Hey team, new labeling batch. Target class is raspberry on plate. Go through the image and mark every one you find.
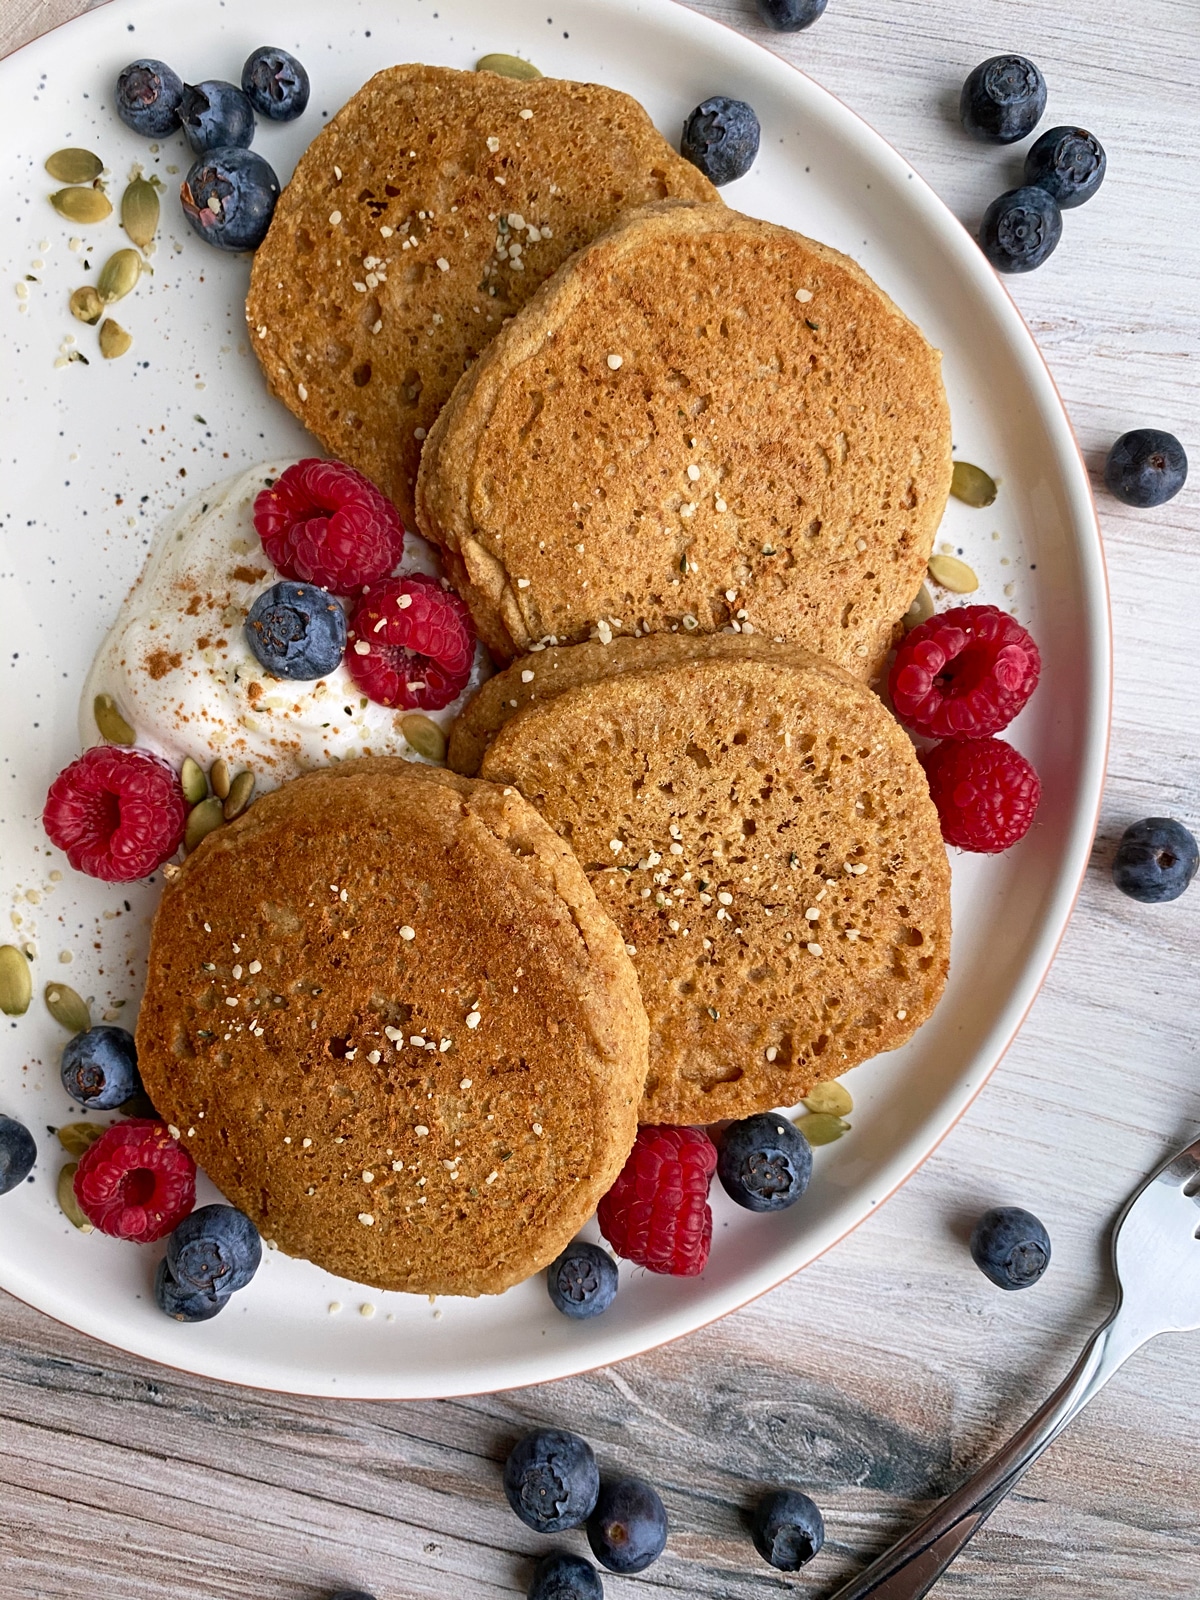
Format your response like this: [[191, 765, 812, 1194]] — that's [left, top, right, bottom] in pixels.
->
[[43, 745, 187, 882], [597, 1125, 717, 1276], [253, 458, 404, 594], [73, 1119, 196, 1243], [346, 574, 475, 711], [890, 604, 1041, 739], [921, 737, 1041, 853]]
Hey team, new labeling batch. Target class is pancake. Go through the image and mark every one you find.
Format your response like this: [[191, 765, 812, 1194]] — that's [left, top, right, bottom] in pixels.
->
[[416, 201, 953, 675], [135, 759, 648, 1296], [246, 64, 719, 525], [477, 643, 951, 1123]]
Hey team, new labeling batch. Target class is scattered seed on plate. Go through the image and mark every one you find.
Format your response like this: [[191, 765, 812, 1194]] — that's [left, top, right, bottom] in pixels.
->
[[57, 1162, 94, 1232], [56, 1122, 107, 1159], [50, 186, 112, 225], [44, 982, 90, 1034], [400, 712, 447, 764], [903, 583, 935, 631], [98, 318, 132, 359], [70, 285, 103, 325], [121, 176, 160, 249], [949, 460, 998, 507], [97, 248, 143, 305], [223, 770, 256, 820], [210, 758, 231, 800], [184, 796, 225, 853], [180, 756, 208, 803], [45, 148, 103, 184], [795, 1112, 851, 1146], [475, 52, 543, 80], [803, 1081, 854, 1117], [0, 945, 33, 1016], [93, 692, 136, 745], [927, 554, 979, 594]]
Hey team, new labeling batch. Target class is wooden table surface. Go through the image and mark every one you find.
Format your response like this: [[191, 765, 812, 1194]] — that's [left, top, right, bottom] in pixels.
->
[[2, 0, 1198, 1596]]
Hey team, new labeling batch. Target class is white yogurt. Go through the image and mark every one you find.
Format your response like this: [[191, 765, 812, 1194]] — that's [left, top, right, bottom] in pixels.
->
[[80, 461, 490, 785]]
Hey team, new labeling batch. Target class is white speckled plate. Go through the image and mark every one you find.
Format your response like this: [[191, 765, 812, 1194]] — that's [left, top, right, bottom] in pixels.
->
[[0, 0, 1108, 1398]]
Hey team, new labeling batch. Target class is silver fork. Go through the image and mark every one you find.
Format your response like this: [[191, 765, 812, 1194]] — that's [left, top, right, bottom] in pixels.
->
[[829, 1132, 1200, 1600]]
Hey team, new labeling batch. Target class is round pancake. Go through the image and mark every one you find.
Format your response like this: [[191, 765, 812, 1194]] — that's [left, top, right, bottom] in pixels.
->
[[135, 760, 648, 1296], [477, 646, 951, 1123], [416, 202, 953, 675], [246, 65, 718, 525]]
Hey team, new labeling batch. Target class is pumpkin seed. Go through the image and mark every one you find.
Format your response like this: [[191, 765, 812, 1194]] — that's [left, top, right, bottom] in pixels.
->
[[98, 317, 132, 359], [475, 52, 543, 79], [209, 757, 231, 799], [400, 712, 447, 764], [0, 944, 33, 1016], [903, 582, 935, 632], [93, 691, 136, 745], [795, 1112, 851, 1146], [57, 1122, 106, 1159], [927, 554, 979, 594], [45, 982, 91, 1034], [180, 756, 208, 803], [185, 796, 225, 853], [803, 1081, 854, 1117], [97, 248, 142, 304], [50, 185, 113, 224], [57, 1163, 94, 1232], [45, 148, 103, 184], [121, 175, 160, 249], [223, 769, 255, 820], [70, 285, 104, 325], [950, 460, 998, 508], [118, 1085, 159, 1118]]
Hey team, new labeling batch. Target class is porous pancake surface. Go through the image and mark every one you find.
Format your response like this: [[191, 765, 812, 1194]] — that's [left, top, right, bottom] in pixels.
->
[[135, 761, 647, 1296], [246, 65, 718, 524], [478, 646, 951, 1123], [417, 203, 953, 674]]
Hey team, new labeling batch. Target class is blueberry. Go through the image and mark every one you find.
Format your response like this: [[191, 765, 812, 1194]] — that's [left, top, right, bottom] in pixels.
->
[[1104, 429, 1188, 509], [246, 582, 347, 678], [1112, 817, 1198, 902], [504, 1429, 599, 1533], [970, 1205, 1051, 1290], [527, 1552, 604, 1600], [547, 1240, 619, 1319], [681, 97, 760, 186], [0, 1114, 36, 1197], [586, 1478, 668, 1574], [181, 147, 281, 253], [60, 1025, 140, 1110], [166, 1203, 263, 1296], [717, 1112, 813, 1212], [750, 1488, 825, 1570], [115, 59, 185, 137], [755, 0, 828, 29], [979, 186, 1061, 273], [960, 55, 1046, 143], [242, 47, 311, 122], [1023, 126, 1106, 209], [154, 1257, 227, 1322], [180, 80, 256, 154]]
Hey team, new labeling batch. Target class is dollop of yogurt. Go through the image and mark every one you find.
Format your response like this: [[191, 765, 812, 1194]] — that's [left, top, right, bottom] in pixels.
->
[[80, 461, 490, 785]]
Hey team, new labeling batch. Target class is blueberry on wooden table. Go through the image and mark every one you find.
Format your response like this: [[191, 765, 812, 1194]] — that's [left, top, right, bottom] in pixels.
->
[[970, 1206, 1051, 1289], [751, 1488, 826, 1570], [242, 46, 311, 121], [180, 79, 256, 154], [1024, 125, 1106, 208], [115, 58, 185, 136], [979, 186, 1062, 273], [681, 96, 760, 184], [1104, 429, 1188, 507], [527, 1552, 604, 1600], [504, 1430, 600, 1532], [1112, 818, 1198, 902], [586, 1477, 668, 1573], [755, 0, 829, 29], [960, 54, 1046, 143], [0, 1114, 36, 1196]]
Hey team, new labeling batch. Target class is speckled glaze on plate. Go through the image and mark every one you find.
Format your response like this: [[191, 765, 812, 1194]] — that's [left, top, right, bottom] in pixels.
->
[[0, 0, 1108, 1399]]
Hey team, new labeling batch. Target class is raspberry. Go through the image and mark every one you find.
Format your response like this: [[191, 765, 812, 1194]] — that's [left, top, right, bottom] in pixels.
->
[[73, 1119, 197, 1243], [597, 1125, 717, 1276], [890, 604, 1040, 739], [921, 737, 1041, 852], [253, 458, 404, 595], [43, 746, 187, 882], [346, 575, 476, 711]]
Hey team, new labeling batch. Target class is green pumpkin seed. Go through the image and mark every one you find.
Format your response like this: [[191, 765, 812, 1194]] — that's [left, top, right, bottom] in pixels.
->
[[98, 317, 132, 359], [70, 285, 104, 325], [57, 1122, 107, 1159], [795, 1112, 851, 1146], [223, 769, 255, 820], [185, 796, 225, 853], [903, 582, 935, 632], [180, 756, 208, 803], [45, 148, 104, 184], [118, 1086, 159, 1119], [927, 554, 979, 594], [475, 52, 543, 80], [97, 248, 142, 304], [57, 1162, 94, 1232], [950, 460, 998, 508], [50, 185, 113, 224], [0, 944, 33, 1016], [121, 176, 160, 249], [45, 982, 91, 1034], [400, 712, 447, 764], [209, 757, 231, 799], [93, 691, 135, 745], [803, 1081, 854, 1118]]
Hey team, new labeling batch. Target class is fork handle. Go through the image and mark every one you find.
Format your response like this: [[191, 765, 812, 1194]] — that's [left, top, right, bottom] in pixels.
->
[[827, 1313, 1146, 1600]]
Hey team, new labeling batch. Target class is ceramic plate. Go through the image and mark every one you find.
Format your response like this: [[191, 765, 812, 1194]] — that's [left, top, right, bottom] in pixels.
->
[[0, 0, 1108, 1398]]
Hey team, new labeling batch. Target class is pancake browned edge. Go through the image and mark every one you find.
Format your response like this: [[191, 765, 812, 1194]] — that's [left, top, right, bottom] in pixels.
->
[[246, 64, 718, 525], [135, 760, 648, 1297], [476, 640, 951, 1123], [416, 201, 953, 676]]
